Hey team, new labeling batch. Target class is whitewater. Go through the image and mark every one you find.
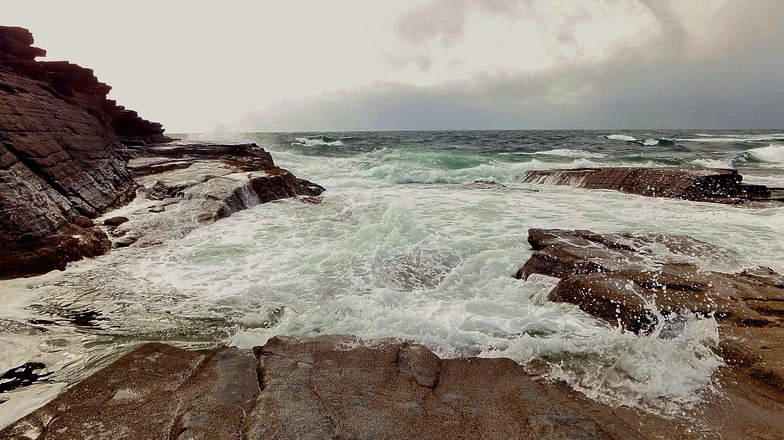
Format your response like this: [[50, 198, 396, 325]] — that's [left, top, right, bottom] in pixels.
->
[[2, 130, 783, 425]]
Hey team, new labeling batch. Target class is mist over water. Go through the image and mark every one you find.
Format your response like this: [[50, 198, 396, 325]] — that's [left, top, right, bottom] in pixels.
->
[[2, 130, 783, 423]]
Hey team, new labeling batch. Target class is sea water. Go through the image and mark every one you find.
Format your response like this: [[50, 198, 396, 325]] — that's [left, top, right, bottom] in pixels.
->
[[1, 130, 783, 425]]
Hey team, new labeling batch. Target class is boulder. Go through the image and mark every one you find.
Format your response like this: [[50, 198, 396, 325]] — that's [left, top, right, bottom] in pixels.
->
[[522, 167, 783, 204], [518, 228, 784, 392]]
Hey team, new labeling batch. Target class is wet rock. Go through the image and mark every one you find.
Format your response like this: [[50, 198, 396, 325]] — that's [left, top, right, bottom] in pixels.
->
[[522, 167, 780, 204], [247, 335, 642, 439], [0, 343, 258, 440], [0, 26, 167, 278], [2, 337, 644, 439], [0, 362, 51, 393], [518, 228, 784, 393], [103, 216, 129, 227], [7, 335, 784, 438]]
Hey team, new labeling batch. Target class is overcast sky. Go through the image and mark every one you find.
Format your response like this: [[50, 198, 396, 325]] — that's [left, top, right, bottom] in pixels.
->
[[4, 0, 784, 132]]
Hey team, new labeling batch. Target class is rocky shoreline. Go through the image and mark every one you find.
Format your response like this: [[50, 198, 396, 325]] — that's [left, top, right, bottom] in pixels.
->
[[0, 27, 320, 278], [3, 25, 784, 438]]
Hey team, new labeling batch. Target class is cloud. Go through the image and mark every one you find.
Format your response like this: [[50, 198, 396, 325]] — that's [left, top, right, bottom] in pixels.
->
[[239, 0, 784, 131], [637, 0, 688, 51]]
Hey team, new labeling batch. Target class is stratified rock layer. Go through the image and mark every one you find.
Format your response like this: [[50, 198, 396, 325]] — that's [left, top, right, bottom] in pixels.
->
[[0, 26, 168, 278], [518, 228, 784, 395], [522, 167, 783, 204], [1, 27, 320, 277]]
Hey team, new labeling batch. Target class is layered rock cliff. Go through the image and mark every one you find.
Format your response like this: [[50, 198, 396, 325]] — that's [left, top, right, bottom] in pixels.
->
[[0, 26, 174, 278]]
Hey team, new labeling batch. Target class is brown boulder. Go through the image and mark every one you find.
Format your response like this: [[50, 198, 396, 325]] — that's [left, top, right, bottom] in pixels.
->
[[518, 228, 784, 393]]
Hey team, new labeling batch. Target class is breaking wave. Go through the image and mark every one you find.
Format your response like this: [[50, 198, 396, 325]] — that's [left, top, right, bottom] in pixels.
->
[[293, 135, 346, 147], [742, 144, 784, 164]]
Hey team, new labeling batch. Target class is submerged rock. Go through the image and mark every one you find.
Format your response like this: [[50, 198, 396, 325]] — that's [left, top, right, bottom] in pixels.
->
[[522, 167, 783, 204]]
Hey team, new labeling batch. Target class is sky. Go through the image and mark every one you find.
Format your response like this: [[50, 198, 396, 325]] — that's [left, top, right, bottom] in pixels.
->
[[3, 0, 784, 133]]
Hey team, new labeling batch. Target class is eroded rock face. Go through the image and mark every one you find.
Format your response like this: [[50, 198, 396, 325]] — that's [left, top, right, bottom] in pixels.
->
[[0, 26, 168, 278], [518, 228, 784, 392], [522, 167, 783, 204]]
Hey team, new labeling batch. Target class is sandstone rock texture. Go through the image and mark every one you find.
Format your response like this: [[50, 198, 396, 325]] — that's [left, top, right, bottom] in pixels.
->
[[518, 228, 784, 418], [0, 26, 168, 278], [0, 336, 650, 440], [6, 335, 784, 439], [522, 167, 784, 204]]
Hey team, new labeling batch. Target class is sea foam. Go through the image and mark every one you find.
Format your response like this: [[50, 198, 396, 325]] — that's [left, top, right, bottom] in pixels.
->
[[744, 144, 784, 163]]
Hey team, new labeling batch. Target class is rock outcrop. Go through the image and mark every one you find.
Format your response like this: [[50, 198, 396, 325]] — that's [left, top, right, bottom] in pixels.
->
[[517, 228, 784, 396], [102, 142, 325, 248], [522, 167, 784, 204], [6, 334, 784, 439], [0, 26, 172, 278], [0, 336, 649, 439], [1, 27, 320, 278]]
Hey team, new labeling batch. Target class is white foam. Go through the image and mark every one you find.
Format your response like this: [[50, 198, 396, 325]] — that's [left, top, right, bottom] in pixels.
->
[[294, 137, 345, 147], [606, 134, 637, 141], [677, 134, 784, 143], [691, 158, 733, 168], [4, 134, 784, 422], [745, 144, 784, 163]]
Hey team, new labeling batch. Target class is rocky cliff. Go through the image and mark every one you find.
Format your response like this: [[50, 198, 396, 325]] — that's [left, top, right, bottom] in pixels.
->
[[0, 26, 175, 278]]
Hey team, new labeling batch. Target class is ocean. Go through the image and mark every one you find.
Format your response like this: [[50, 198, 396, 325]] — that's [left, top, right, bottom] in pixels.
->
[[2, 130, 783, 424]]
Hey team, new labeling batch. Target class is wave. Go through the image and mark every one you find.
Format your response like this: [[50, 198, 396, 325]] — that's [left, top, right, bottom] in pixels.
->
[[293, 135, 345, 147], [690, 158, 734, 168], [677, 134, 784, 143], [606, 134, 637, 141], [606, 134, 677, 147], [742, 144, 784, 164]]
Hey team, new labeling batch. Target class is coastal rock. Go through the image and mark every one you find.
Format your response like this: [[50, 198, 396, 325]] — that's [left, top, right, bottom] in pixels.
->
[[6, 335, 784, 438], [0, 343, 258, 440], [247, 335, 642, 439], [2, 337, 645, 439], [2, 27, 319, 276], [0, 26, 167, 278], [518, 228, 784, 390], [101, 142, 325, 248], [522, 167, 782, 204]]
